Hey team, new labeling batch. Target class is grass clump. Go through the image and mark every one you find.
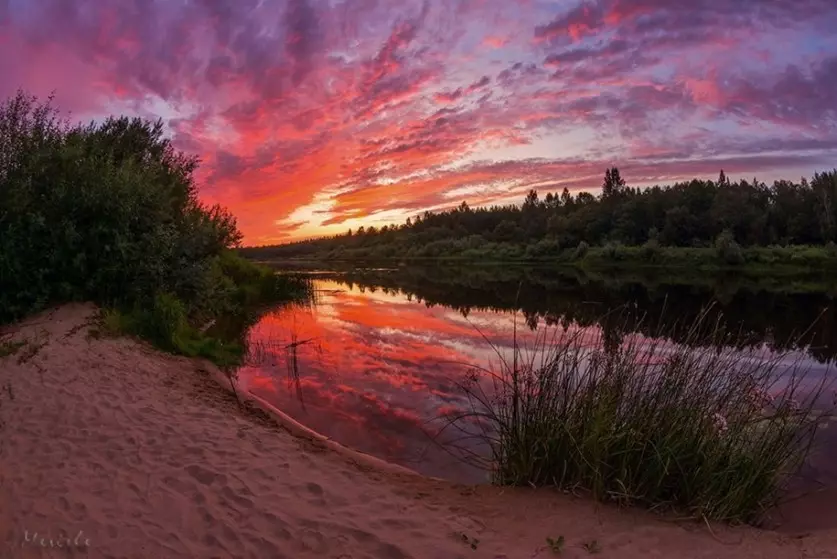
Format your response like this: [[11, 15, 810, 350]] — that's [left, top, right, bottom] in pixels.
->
[[0, 340, 26, 358], [581, 540, 601, 554], [0, 90, 309, 367], [452, 309, 832, 524], [545, 535, 565, 555]]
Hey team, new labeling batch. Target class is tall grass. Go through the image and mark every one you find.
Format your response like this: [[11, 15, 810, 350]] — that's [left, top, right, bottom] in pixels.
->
[[449, 309, 834, 524]]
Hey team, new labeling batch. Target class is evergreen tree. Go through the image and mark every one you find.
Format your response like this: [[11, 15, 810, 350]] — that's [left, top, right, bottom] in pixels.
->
[[603, 167, 626, 198], [523, 189, 539, 209], [560, 188, 572, 206]]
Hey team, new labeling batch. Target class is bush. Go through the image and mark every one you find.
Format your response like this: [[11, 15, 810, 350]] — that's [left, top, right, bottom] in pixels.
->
[[641, 238, 661, 262], [0, 91, 308, 366], [450, 311, 831, 524], [574, 240, 590, 260], [524, 238, 561, 259], [602, 242, 625, 260], [714, 230, 744, 265]]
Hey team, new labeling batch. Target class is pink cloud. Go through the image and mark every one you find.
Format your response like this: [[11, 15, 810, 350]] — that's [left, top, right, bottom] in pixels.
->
[[2, 0, 835, 241]]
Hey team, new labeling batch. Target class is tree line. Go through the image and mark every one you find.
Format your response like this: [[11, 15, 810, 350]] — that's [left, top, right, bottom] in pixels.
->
[[243, 167, 837, 262]]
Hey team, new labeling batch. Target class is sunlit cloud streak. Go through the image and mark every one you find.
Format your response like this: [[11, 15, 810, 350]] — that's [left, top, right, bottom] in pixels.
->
[[3, 0, 836, 242]]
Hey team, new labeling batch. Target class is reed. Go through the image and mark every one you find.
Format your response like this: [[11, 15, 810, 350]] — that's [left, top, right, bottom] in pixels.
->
[[446, 308, 834, 524]]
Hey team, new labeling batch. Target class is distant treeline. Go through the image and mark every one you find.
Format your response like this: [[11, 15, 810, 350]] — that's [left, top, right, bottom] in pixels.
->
[[242, 168, 837, 265]]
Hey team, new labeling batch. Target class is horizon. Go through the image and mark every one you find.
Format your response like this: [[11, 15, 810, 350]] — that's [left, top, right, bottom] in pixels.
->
[[240, 167, 835, 247], [3, 0, 836, 244]]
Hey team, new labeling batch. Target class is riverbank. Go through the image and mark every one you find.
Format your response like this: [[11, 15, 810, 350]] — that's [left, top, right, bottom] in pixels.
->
[[256, 258, 837, 298], [2, 305, 837, 558], [241, 243, 837, 277]]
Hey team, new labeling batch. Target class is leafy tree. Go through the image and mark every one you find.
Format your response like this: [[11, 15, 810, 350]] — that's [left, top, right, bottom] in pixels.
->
[[1, 91, 307, 366], [493, 220, 524, 243], [812, 170, 837, 242]]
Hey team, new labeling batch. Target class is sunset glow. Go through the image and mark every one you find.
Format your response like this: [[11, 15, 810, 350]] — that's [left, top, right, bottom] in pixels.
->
[[3, 0, 836, 243]]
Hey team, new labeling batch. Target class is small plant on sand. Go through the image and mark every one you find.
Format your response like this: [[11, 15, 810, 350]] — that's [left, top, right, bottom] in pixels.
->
[[96, 309, 125, 338], [582, 539, 601, 554], [0, 340, 25, 358], [546, 535, 565, 555], [444, 307, 833, 525], [456, 532, 480, 550], [15, 340, 45, 365]]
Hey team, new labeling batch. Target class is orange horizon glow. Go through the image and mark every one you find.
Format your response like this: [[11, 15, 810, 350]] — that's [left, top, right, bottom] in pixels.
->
[[4, 1, 836, 244]]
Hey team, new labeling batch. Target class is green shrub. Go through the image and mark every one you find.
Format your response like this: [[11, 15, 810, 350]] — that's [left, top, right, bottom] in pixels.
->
[[641, 238, 661, 262], [602, 242, 620, 259], [0, 91, 309, 367], [714, 230, 744, 265], [574, 241, 590, 260], [0, 340, 26, 358], [524, 238, 561, 260]]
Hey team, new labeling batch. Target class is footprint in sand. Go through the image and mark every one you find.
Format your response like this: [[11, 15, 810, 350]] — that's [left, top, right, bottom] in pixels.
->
[[298, 528, 329, 554], [184, 464, 223, 486], [305, 481, 324, 496]]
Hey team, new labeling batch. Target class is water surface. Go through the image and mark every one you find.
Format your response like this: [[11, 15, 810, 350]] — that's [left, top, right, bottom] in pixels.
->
[[238, 265, 837, 492]]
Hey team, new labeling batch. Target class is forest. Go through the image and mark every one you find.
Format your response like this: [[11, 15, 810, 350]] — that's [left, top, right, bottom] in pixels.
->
[[242, 168, 837, 267]]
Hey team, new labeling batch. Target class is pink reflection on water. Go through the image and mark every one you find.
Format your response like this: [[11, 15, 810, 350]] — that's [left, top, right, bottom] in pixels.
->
[[237, 279, 836, 489], [238, 279, 573, 481]]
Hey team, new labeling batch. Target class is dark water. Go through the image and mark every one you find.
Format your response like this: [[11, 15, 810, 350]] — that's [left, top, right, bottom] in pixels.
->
[[238, 264, 837, 528]]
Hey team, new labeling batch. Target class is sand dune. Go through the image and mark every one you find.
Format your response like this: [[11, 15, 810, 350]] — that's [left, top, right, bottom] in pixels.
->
[[1, 304, 836, 558]]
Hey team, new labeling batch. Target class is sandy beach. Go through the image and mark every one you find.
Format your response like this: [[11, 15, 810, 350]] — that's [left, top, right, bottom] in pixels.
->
[[1, 304, 836, 559]]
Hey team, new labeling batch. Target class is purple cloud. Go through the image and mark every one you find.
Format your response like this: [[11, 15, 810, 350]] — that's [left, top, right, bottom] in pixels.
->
[[1, 0, 835, 242]]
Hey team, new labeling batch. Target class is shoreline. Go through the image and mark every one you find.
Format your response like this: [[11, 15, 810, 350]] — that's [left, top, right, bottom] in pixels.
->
[[258, 258, 837, 297], [3, 304, 837, 558], [203, 365, 435, 480], [241, 244, 837, 278]]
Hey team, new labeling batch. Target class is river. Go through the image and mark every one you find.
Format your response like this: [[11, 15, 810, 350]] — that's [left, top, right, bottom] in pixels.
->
[[237, 263, 837, 530]]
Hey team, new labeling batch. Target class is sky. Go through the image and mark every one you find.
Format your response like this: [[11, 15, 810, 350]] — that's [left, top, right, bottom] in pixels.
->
[[2, 0, 836, 244]]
